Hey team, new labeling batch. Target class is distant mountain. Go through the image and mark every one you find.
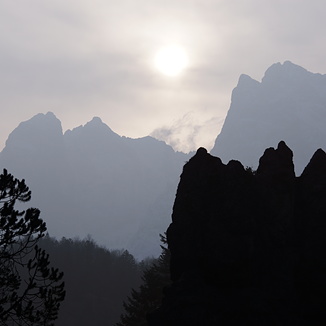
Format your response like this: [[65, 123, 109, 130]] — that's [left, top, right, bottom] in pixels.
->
[[0, 112, 188, 259], [211, 61, 326, 173]]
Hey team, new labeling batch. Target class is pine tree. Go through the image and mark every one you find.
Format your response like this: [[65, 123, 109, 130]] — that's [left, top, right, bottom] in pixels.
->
[[0, 169, 65, 325], [116, 234, 170, 326]]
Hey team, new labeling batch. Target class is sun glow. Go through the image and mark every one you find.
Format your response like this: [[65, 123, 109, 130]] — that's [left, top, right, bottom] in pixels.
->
[[154, 45, 189, 76]]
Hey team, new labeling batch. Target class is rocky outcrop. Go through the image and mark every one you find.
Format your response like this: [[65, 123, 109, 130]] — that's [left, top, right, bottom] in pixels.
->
[[148, 141, 326, 325]]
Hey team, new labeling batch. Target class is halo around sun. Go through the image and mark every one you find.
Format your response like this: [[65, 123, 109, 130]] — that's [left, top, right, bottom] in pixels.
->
[[154, 45, 189, 77]]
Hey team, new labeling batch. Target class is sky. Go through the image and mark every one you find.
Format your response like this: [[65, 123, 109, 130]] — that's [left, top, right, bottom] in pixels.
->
[[1, 0, 326, 153]]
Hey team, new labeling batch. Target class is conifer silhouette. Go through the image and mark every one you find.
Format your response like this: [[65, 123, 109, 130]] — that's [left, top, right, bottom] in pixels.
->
[[116, 234, 170, 326], [0, 169, 65, 325]]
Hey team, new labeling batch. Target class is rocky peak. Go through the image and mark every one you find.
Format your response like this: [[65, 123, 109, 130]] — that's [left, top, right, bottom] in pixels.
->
[[256, 140, 295, 180], [3, 112, 63, 151], [262, 60, 310, 83], [63, 116, 121, 149], [84, 116, 112, 131], [301, 148, 326, 179]]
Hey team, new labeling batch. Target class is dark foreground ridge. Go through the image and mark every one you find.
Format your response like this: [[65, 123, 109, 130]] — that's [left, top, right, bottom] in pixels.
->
[[148, 141, 326, 326]]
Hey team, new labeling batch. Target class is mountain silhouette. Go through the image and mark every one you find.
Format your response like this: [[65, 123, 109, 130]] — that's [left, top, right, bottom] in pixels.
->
[[0, 112, 188, 259], [211, 61, 326, 174]]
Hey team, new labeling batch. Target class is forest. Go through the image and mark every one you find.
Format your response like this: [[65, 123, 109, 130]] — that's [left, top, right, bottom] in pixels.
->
[[0, 168, 169, 326], [39, 235, 168, 326]]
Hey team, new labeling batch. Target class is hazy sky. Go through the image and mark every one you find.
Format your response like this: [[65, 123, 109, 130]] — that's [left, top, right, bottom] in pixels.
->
[[1, 0, 326, 152]]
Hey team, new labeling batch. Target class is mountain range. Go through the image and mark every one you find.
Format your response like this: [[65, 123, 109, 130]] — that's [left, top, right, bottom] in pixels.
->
[[0, 112, 188, 258], [0, 61, 325, 258]]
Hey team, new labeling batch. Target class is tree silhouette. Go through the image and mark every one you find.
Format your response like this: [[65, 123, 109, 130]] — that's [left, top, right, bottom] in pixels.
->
[[116, 234, 170, 326], [0, 169, 65, 326]]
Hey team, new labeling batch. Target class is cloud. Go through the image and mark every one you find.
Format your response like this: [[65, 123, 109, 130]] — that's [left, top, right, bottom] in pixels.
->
[[151, 112, 224, 153]]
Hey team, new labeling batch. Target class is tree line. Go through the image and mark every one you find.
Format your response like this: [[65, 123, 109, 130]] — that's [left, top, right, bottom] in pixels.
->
[[39, 235, 153, 325]]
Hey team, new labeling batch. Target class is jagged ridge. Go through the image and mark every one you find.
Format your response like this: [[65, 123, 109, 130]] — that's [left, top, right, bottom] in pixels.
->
[[149, 141, 326, 325]]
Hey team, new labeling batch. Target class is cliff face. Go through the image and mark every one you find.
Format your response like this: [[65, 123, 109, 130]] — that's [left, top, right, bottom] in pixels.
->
[[211, 61, 326, 174], [148, 141, 326, 325]]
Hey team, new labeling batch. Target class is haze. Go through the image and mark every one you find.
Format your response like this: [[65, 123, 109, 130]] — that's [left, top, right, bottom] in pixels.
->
[[1, 0, 326, 152]]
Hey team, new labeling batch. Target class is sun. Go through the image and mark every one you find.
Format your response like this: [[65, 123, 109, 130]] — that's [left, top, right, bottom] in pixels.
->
[[154, 45, 189, 77]]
